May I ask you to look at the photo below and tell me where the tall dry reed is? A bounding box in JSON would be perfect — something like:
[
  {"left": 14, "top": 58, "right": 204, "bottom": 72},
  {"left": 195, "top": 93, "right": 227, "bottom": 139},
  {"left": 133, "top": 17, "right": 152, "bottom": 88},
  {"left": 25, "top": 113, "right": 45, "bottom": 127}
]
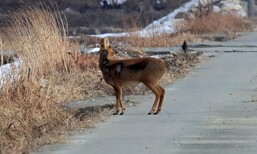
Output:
[
  {"left": 5, "top": 5, "right": 70, "bottom": 77},
  {"left": 0, "top": 4, "right": 101, "bottom": 153}
]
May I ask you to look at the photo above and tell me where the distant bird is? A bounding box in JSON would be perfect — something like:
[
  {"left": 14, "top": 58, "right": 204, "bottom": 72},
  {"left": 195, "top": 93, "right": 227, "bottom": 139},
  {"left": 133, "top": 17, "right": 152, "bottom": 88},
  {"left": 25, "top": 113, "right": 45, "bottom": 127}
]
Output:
[{"left": 182, "top": 40, "right": 188, "bottom": 53}]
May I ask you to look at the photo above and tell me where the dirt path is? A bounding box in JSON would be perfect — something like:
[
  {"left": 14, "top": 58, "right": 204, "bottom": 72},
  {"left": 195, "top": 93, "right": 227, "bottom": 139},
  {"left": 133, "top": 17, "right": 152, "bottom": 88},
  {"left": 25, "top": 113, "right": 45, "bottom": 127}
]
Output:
[{"left": 34, "top": 34, "right": 257, "bottom": 154}]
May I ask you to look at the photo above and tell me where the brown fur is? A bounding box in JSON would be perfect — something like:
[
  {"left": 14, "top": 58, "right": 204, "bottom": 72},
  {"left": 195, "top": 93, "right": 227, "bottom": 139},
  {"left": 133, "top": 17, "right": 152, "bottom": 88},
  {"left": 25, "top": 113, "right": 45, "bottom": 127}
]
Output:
[{"left": 99, "top": 38, "right": 166, "bottom": 115}]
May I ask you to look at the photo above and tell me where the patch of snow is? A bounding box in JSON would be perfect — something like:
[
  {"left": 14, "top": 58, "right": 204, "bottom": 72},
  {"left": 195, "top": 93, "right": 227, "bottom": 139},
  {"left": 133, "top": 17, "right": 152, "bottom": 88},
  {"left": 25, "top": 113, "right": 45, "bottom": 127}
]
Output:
[
  {"left": 87, "top": 47, "right": 100, "bottom": 53},
  {"left": 150, "top": 55, "right": 161, "bottom": 59},
  {"left": 94, "top": 0, "right": 199, "bottom": 37},
  {"left": 220, "top": 0, "right": 246, "bottom": 16},
  {"left": 213, "top": 5, "right": 221, "bottom": 12},
  {"left": 62, "top": 7, "right": 80, "bottom": 15},
  {"left": 79, "top": 45, "right": 87, "bottom": 53},
  {"left": 138, "top": 0, "right": 199, "bottom": 36},
  {"left": 100, "top": 0, "right": 127, "bottom": 5},
  {"left": 0, "top": 59, "right": 21, "bottom": 88},
  {"left": 92, "top": 32, "right": 128, "bottom": 38}
]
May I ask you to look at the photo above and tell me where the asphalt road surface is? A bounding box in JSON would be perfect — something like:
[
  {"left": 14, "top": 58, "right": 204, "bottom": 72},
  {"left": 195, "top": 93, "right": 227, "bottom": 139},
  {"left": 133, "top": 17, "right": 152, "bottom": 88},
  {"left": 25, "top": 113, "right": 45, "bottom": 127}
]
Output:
[{"left": 34, "top": 33, "right": 257, "bottom": 154}]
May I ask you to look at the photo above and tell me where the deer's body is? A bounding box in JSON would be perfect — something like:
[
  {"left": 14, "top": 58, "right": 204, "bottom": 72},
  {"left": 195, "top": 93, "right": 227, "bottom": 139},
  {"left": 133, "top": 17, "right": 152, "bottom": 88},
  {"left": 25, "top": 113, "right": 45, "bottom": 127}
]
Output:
[
  {"left": 99, "top": 38, "right": 166, "bottom": 115},
  {"left": 100, "top": 57, "right": 165, "bottom": 85}
]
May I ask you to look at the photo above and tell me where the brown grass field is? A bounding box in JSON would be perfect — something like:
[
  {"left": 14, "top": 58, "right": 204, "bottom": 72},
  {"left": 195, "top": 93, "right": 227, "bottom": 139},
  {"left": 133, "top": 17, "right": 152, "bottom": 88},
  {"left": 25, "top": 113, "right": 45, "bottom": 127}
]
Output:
[
  {"left": 175, "top": 10, "right": 254, "bottom": 35},
  {"left": 0, "top": 4, "right": 254, "bottom": 154}
]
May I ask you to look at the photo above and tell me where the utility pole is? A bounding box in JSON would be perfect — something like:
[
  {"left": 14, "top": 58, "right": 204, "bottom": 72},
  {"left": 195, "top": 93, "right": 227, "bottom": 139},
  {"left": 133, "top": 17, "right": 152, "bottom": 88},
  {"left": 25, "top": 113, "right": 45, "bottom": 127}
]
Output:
[{"left": 248, "top": 0, "right": 255, "bottom": 18}]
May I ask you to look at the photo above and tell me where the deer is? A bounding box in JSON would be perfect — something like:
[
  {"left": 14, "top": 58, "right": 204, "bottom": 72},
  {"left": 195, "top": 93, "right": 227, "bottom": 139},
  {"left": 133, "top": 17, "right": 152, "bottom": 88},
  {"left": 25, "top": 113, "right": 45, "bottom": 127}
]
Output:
[{"left": 99, "top": 38, "right": 166, "bottom": 115}]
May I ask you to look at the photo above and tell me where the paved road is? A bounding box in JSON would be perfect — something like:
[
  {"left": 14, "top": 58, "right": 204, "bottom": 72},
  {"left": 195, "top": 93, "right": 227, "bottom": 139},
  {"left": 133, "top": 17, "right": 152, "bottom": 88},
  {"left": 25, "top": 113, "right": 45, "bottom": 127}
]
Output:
[
  {"left": 34, "top": 33, "right": 257, "bottom": 154},
  {"left": 143, "top": 32, "right": 257, "bottom": 53}
]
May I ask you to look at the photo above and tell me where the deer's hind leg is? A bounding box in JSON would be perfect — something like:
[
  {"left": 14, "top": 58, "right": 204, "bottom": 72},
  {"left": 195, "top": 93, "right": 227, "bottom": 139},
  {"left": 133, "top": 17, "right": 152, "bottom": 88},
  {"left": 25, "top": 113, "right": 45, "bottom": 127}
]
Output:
[
  {"left": 154, "top": 85, "right": 165, "bottom": 115},
  {"left": 144, "top": 82, "right": 162, "bottom": 115}
]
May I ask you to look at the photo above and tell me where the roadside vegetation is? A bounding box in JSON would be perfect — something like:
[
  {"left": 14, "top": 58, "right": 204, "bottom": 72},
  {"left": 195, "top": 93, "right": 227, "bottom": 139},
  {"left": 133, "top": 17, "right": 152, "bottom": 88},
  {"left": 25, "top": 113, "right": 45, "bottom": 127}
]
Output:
[
  {"left": 0, "top": 2, "right": 255, "bottom": 154},
  {"left": 0, "top": 5, "right": 110, "bottom": 153},
  {"left": 175, "top": 4, "right": 254, "bottom": 40},
  {"left": 177, "top": 12, "right": 251, "bottom": 34}
]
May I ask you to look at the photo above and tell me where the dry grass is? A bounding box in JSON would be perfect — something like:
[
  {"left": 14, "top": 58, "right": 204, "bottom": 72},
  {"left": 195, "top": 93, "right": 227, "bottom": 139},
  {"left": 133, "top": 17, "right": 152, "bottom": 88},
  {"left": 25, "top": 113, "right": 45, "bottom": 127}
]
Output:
[
  {"left": 0, "top": 4, "right": 109, "bottom": 153},
  {"left": 175, "top": 11, "right": 254, "bottom": 35},
  {"left": 114, "top": 32, "right": 202, "bottom": 48},
  {"left": 82, "top": 28, "right": 202, "bottom": 49}
]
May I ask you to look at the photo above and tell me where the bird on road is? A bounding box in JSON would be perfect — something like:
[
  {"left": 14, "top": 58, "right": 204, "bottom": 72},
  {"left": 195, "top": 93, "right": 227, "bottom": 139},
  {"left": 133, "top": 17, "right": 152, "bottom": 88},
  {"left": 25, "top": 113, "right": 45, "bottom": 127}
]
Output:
[{"left": 182, "top": 40, "right": 188, "bottom": 53}]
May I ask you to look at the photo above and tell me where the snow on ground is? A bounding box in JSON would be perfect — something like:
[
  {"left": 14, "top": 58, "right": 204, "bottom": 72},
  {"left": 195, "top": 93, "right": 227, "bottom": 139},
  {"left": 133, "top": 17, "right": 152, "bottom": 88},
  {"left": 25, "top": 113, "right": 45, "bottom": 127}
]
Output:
[
  {"left": 93, "top": 0, "right": 247, "bottom": 38},
  {"left": 138, "top": 0, "right": 199, "bottom": 36},
  {"left": 87, "top": 47, "right": 100, "bottom": 53},
  {"left": 101, "top": 0, "right": 127, "bottom": 5},
  {"left": 93, "top": 0, "right": 199, "bottom": 38},
  {"left": 0, "top": 59, "right": 20, "bottom": 88}
]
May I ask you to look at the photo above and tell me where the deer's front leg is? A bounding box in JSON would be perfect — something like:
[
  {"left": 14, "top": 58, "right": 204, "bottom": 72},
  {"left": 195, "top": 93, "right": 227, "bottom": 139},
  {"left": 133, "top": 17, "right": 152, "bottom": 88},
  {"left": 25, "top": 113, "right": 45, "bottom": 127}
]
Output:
[
  {"left": 113, "top": 86, "right": 120, "bottom": 115},
  {"left": 113, "top": 85, "right": 125, "bottom": 115}
]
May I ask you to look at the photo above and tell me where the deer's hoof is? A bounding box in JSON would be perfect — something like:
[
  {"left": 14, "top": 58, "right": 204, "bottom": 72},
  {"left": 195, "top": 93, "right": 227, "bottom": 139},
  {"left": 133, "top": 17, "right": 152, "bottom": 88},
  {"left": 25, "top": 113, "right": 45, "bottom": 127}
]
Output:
[
  {"left": 113, "top": 112, "right": 119, "bottom": 115},
  {"left": 148, "top": 112, "right": 153, "bottom": 115},
  {"left": 154, "top": 110, "right": 161, "bottom": 115},
  {"left": 120, "top": 112, "right": 124, "bottom": 115}
]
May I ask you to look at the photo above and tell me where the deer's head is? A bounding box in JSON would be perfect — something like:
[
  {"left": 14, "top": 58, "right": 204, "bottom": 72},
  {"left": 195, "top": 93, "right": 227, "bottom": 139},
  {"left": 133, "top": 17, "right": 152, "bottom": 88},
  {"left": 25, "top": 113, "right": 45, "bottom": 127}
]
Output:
[{"left": 99, "top": 38, "right": 116, "bottom": 66}]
